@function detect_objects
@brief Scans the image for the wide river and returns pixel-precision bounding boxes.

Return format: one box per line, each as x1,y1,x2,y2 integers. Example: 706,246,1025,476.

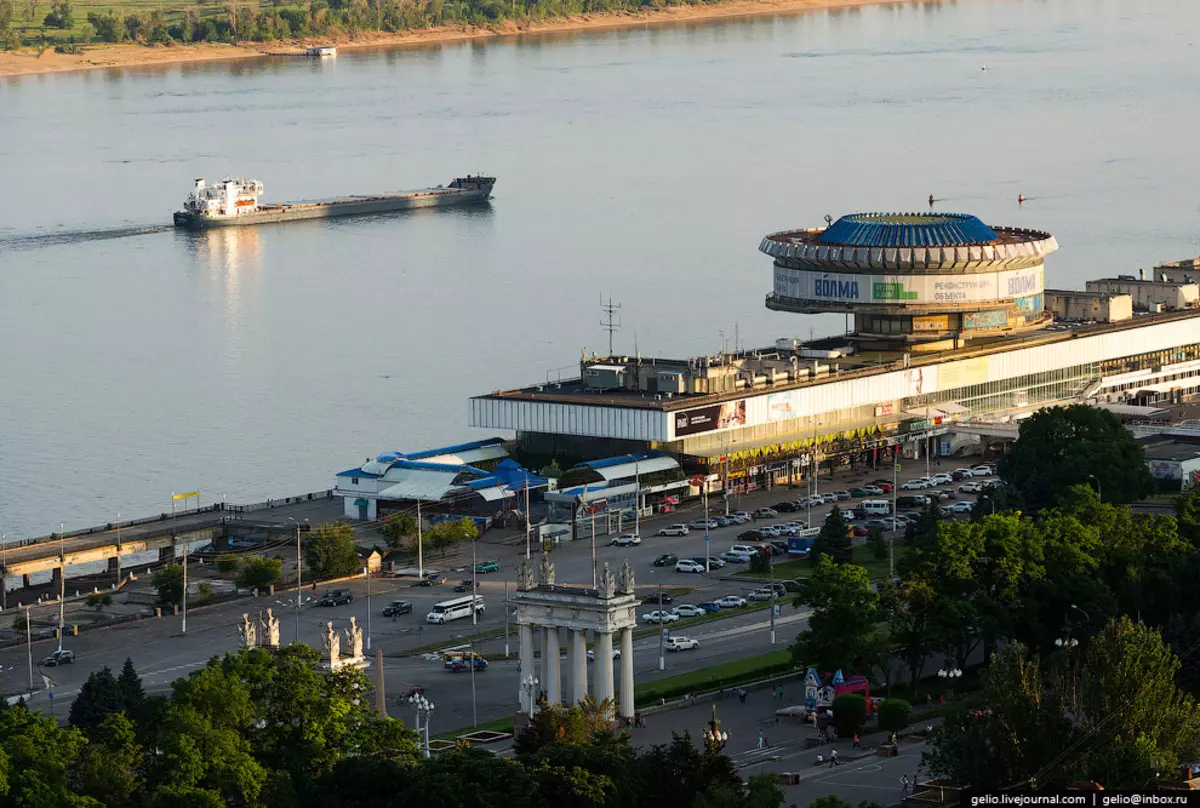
1,0,1197,538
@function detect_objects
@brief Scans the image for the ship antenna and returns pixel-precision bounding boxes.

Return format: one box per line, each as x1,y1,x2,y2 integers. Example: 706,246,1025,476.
600,294,622,359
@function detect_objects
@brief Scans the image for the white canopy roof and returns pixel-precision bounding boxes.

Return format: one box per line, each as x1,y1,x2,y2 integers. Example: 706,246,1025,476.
591,455,679,481
377,469,461,502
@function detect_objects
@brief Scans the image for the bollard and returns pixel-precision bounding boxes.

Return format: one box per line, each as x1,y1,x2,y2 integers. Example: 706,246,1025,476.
269,585,275,596
155,607,162,618
173,604,179,615
73,625,79,636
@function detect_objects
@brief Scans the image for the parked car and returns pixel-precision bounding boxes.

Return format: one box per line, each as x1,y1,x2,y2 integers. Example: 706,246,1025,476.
758,525,781,538
42,649,75,666
952,468,973,480
475,560,500,573
738,529,766,541
674,559,705,573
937,505,955,517
932,473,954,485
764,582,788,597
864,485,884,495
840,509,857,521
453,580,476,592
971,465,995,477
715,595,747,608
747,588,774,601
720,551,752,563
848,487,871,498
658,524,690,537
779,579,804,593
852,525,869,537
653,553,679,567
693,556,725,569
773,501,798,513
713,516,732,527
665,636,699,651
866,518,900,531
950,501,975,514
587,647,622,660
689,519,721,530
769,541,789,556
673,604,707,618
611,532,642,547
958,481,982,493
318,588,354,607
901,479,929,491
642,592,674,605
753,507,778,519
834,490,852,501
730,512,752,523
382,600,412,616
932,489,954,501
776,523,800,537
642,610,680,624
697,602,722,613
822,493,840,504
873,482,894,494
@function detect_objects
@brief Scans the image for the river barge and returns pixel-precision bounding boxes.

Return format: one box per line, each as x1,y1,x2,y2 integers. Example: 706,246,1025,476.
172,175,495,229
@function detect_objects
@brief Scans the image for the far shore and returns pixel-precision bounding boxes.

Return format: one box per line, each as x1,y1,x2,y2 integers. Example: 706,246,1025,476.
0,0,916,78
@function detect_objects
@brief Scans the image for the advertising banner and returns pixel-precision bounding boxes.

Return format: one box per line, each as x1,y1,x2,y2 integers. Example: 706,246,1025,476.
673,399,746,438
963,310,1009,330
774,267,1044,306
766,391,797,421
939,357,988,390
912,315,950,332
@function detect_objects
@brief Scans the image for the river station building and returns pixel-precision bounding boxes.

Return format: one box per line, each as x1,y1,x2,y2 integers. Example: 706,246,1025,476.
469,213,1200,495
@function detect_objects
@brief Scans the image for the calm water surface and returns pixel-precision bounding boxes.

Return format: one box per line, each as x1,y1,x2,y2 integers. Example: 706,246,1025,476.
2,0,1198,537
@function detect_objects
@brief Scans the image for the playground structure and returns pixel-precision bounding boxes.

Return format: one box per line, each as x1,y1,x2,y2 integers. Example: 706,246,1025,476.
804,667,875,714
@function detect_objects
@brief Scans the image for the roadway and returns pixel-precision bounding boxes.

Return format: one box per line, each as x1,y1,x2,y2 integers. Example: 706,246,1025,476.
0,457,992,732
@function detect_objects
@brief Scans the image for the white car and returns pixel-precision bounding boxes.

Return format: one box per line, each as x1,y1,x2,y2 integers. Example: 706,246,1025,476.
720,551,752,563
611,532,641,547
753,507,778,519
864,485,884,495
958,481,982,493
665,636,699,651
642,610,680,624
715,595,747,608
658,524,690,537
731,512,752,523
901,479,928,491
673,604,707,618
675,559,705,573
822,493,840,504
840,509,857,521
932,473,953,485
950,501,974,514
747,589,774,602
689,519,721,530
971,466,995,477
587,647,622,660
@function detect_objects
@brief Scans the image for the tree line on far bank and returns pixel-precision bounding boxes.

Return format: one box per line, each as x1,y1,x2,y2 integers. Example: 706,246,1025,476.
0,0,727,52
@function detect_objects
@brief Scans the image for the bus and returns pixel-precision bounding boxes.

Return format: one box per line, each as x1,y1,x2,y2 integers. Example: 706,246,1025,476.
787,528,821,558
426,595,485,624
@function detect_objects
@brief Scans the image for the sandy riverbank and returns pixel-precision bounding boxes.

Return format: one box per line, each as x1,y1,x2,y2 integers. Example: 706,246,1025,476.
0,0,913,78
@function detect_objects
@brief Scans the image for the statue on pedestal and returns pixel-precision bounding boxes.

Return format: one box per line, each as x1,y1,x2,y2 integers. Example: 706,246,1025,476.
237,613,257,648
538,552,556,586
263,608,280,648
618,559,636,595
517,559,534,591
599,562,616,599
322,620,340,667
344,616,364,659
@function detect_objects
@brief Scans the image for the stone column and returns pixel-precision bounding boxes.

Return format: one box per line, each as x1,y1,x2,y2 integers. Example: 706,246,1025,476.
593,631,614,708
540,628,549,703
545,625,562,706
519,624,535,713
619,627,635,720
571,629,588,704
562,627,573,701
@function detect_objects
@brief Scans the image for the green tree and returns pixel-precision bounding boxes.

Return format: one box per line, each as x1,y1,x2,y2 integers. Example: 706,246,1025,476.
1075,617,1200,787
0,0,13,32
86,11,119,41
236,556,281,592
791,556,879,673
11,611,30,633
150,563,184,606
303,522,361,580
69,666,123,732
866,526,887,560
876,698,910,736
0,703,90,807
999,404,1154,509
1175,489,1200,547
117,658,144,713
882,578,938,693
41,0,70,27
71,712,142,807
811,508,852,565
215,554,240,573
379,512,417,549
513,696,622,755
85,592,112,611
3,28,18,50
830,693,867,737
748,550,771,574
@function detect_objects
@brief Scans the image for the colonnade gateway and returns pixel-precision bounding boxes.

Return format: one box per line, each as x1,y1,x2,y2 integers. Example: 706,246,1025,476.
513,553,637,722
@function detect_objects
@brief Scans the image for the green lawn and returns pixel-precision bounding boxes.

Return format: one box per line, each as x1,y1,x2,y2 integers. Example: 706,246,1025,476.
635,649,794,706
735,546,907,582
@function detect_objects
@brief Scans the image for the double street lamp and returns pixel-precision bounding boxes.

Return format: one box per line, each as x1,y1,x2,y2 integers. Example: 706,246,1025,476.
702,705,728,751
522,673,540,715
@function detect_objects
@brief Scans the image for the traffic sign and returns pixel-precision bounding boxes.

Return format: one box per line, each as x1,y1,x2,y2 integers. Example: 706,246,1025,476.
894,463,901,471
704,534,710,542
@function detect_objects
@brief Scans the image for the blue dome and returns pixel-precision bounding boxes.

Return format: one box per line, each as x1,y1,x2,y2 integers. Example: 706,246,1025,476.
820,213,999,248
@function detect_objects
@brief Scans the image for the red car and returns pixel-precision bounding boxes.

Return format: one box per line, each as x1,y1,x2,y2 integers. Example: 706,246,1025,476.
871,481,894,494
852,525,869,537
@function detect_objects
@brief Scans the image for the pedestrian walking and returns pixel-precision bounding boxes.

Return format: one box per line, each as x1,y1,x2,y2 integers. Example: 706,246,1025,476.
853,733,861,750
757,730,765,750
901,774,910,795
719,681,725,699
738,688,747,705
829,749,839,768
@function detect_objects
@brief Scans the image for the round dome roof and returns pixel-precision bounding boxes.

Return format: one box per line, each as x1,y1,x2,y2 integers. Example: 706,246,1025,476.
820,212,999,248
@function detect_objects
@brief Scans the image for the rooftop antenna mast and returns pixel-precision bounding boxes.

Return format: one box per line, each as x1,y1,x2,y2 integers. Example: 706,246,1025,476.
600,295,622,358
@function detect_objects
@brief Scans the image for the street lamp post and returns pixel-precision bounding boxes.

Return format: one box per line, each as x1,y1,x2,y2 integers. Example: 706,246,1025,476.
364,562,372,651
658,582,666,671
1087,475,1102,502
521,673,540,716
58,523,65,652
25,605,34,691
288,517,308,643
408,694,434,758
115,513,122,587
